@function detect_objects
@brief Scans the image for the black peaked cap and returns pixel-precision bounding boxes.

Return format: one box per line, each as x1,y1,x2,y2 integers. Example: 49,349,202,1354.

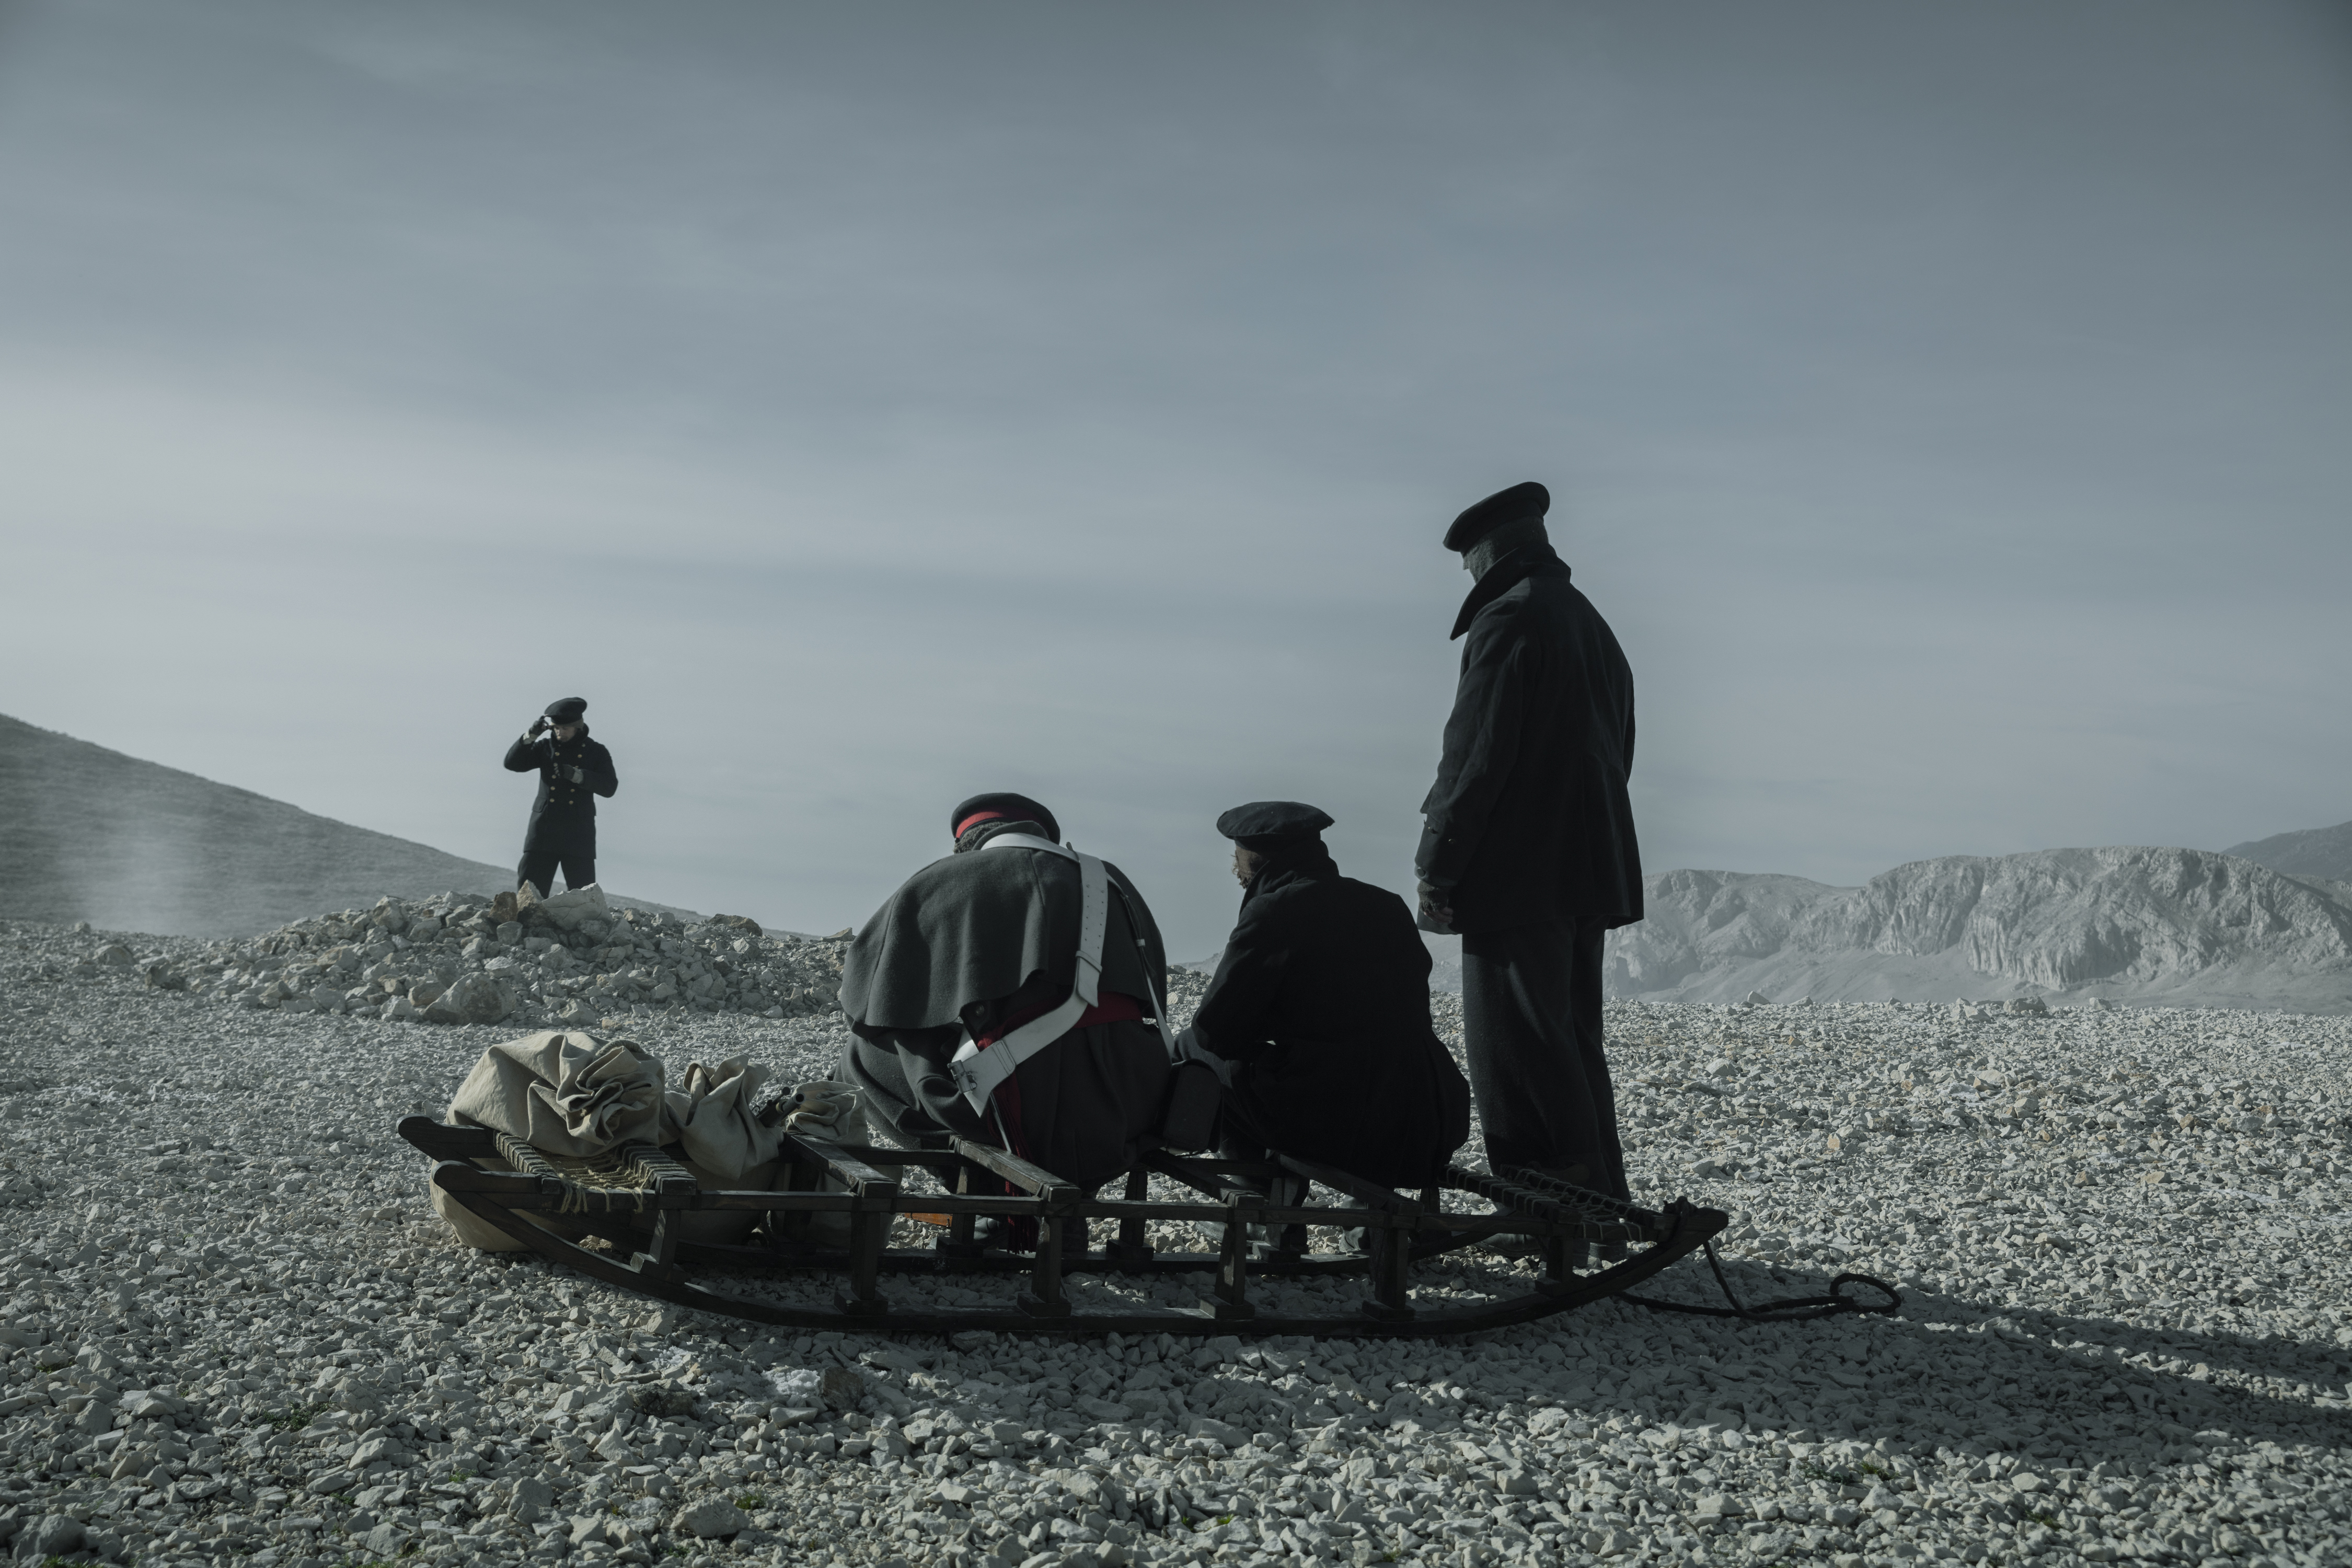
1215,800,1334,850
544,697,588,723
1442,480,1550,552
949,791,1060,844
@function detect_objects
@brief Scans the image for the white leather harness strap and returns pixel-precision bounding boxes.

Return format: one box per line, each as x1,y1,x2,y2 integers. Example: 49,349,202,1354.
948,834,1110,1113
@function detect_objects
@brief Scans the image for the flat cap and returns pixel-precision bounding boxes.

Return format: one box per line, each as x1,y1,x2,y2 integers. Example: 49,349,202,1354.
1442,480,1549,552
950,791,1060,844
1215,800,1334,849
543,697,587,723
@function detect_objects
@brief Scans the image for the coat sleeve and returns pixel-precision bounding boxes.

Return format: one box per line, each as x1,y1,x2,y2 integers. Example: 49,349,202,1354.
887,1027,990,1142
840,1025,990,1143
503,734,547,774
1618,631,1636,772
1415,609,1533,887
587,742,619,799
1186,897,1289,1067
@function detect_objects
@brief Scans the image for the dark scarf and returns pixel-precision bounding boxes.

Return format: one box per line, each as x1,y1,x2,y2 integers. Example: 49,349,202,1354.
1449,543,1570,640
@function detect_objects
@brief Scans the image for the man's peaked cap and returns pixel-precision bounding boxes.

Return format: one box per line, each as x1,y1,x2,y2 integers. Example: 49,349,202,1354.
949,791,1060,844
1215,800,1335,850
543,697,588,723
1442,480,1550,552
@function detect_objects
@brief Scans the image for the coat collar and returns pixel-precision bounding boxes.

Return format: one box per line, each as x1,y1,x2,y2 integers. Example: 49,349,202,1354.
956,817,1054,855
1449,544,1567,640
1241,840,1340,907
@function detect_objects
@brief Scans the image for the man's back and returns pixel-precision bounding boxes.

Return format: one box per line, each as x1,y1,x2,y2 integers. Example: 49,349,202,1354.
1203,866,1442,1063
839,826,1165,1039
1191,842,1471,1187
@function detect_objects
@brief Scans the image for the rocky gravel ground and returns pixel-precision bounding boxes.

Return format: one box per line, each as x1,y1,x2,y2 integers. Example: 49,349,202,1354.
22,888,850,1033
4,914,2350,1568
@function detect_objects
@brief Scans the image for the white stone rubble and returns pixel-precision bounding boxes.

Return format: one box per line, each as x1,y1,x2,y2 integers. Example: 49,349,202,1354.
20,887,850,1033
3,915,2349,1568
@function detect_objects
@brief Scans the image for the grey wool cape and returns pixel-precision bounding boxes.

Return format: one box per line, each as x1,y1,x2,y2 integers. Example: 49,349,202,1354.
835,818,1172,1192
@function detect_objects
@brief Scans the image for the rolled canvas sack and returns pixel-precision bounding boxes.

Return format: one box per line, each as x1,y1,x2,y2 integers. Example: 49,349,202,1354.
446,1031,672,1154
657,1056,788,1244
431,1030,672,1250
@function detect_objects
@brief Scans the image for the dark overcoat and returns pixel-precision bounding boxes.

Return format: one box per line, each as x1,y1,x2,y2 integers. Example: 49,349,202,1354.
836,819,1172,1191
1417,544,1642,934
1187,842,1471,1188
503,728,619,853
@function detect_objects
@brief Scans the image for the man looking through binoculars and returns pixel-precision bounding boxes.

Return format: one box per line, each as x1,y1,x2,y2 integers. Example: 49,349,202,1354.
503,696,618,897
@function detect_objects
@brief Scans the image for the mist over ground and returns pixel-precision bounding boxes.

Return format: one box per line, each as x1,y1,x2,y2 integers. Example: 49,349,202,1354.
2,2,2347,958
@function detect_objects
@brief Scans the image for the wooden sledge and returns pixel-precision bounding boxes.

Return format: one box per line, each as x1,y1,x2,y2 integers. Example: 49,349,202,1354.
399,1116,1727,1340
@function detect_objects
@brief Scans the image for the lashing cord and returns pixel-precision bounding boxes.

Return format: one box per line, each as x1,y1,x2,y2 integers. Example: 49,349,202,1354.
1621,1209,1903,1322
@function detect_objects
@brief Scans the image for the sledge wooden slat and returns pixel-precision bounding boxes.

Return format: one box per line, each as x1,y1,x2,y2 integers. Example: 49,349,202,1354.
951,1137,1081,1205
785,1133,898,1197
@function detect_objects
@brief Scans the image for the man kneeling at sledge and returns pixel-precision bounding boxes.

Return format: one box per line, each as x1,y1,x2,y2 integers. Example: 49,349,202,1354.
1181,801,1471,1214
836,792,1174,1249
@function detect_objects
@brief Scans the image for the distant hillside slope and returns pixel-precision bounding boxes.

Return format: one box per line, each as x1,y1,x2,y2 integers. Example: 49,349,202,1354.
0,713,694,938
1606,847,2352,1013
2226,819,2352,883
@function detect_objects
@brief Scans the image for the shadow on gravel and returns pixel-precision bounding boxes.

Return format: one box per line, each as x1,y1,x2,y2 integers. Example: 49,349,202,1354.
1598,1254,2352,1465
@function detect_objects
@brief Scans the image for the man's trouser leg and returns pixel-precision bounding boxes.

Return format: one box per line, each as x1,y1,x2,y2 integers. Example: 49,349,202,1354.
517,846,595,897
1566,915,1628,1201
1460,917,1627,1201
516,849,558,898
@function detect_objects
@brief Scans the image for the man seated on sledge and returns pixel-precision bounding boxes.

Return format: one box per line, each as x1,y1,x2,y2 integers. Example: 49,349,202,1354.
1180,801,1472,1204
835,792,1175,1247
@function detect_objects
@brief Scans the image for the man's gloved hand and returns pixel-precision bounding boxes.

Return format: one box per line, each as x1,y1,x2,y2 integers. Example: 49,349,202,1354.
528,716,550,736
1415,879,1456,932
561,765,586,785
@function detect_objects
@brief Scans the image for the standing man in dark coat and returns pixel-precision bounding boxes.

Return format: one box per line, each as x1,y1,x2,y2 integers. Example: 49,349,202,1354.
836,793,1174,1246
1415,481,1642,1202
1181,801,1470,1191
503,697,619,898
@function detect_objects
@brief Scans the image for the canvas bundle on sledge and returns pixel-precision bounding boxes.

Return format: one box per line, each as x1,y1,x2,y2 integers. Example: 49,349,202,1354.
429,1031,852,1251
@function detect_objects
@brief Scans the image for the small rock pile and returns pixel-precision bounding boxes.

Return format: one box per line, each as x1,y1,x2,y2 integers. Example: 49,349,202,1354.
26,885,851,1031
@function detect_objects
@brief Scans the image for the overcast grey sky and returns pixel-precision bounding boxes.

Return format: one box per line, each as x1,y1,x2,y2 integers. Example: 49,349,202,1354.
3,0,2347,953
